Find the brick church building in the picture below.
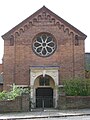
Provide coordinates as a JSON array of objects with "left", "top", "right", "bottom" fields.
[{"left": 2, "top": 6, "right": 87, "bottom": 108}]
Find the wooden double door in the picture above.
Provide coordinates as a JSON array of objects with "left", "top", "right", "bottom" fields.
[{"left": 36, "top": 87, "right": 53, "bottom": 108}]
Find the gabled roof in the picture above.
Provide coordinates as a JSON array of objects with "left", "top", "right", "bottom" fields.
[{"left": 2, "top": 6, "right": 87, "bottom": 40}]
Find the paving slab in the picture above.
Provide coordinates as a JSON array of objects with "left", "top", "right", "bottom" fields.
[{"left": 0, "top": 109, "right": 90, "bottom": 119}]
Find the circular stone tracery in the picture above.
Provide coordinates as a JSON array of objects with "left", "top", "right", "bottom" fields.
[{"left": 33, "top": 33, "right": 56, "bottom": 57}]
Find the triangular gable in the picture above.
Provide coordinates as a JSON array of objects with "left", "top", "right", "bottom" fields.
[{"left": 2, "top": 6, "right": 87, "bottom": 40}]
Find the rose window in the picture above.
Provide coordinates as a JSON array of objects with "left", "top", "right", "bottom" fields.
[{"left": 33, "top": 33, "right": 56, "bottom": 57}]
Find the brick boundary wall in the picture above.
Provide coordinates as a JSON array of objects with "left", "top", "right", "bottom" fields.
[
  {"left": 1, "top": 94, "right": 90, "bottom": 112},
  {"left": 0, "top": 94, "right": 30, "bottom": 113},
  {"left": 58, "top": 96, "right": 90, "bottom": 109}
]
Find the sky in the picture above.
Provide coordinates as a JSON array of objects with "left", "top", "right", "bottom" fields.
[{"left": 0, "top": 0, "right": 90, "bottom": 63}]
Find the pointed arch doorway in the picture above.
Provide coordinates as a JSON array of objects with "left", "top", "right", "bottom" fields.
[{"left": 34, "top": 75, "right": 55, "bottom": 108}]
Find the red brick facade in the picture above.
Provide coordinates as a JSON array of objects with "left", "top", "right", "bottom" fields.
[
  {"left": 0, "top": 64, "right": 2, "bottom": 73},
  {"left": 2, "top": 6, "right": 87, "bottom": 90}
]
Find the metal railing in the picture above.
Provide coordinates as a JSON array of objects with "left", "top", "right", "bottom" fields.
[{"left": 36, "top": 96, "right": 53, "bottom": 108}]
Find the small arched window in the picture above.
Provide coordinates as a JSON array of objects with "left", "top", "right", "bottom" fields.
[
  {"left": 39, "top": 76, "right": 50, "bottom": 86},
  {"left": 75, "top": 35, "right": 79, "bottom": 46},
  {"left": 10, "top": 36, "right": 14, "bottom": 46}
]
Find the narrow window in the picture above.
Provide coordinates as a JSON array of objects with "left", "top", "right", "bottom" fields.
[
  {"left": 39, "top": 77, "right": 44, "bottom": 86},
  {"left": 10, "top": 36, "right": 14, "bottom": 46},
  {"left": 75, "top": 35, "right": 79, "bottom": 46},
  {"left": 39, "top": 76, "right": 50, "bottom": 86}
]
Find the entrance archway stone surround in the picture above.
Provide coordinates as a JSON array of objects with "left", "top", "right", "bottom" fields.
[{"left": 30, "top": 66, "right": 59, "bottom": 108}]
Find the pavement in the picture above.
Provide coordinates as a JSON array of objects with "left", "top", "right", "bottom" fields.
[{"left": 0, "top": 109, "right": 90, "bottom": 119}]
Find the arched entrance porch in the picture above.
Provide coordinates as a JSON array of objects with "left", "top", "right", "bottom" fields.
[
  {"left": 35, "top": 75, "right": 54, "bottom": 108},
  {"left": 30, "top": 66, "right": 59, "bottom": 108}
]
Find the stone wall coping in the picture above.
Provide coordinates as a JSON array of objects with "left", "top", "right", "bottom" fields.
[{"left": 65, "top": 96, "right": 90, "bottom": 98}]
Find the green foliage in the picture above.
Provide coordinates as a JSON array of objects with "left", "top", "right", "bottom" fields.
[
  {"left": 63, "top": 79, "right": 90, "bottom": 96},
  {"left": 0, "top": 91, "right": 7, "bottom": 100},
  {"left": 0, "top": 84, "right": 30, "bottom": 100}
]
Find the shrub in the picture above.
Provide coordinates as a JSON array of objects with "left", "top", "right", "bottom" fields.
[
  {"left": 0, "top": 84, "right": 30, "bottom": 100},
  {"left": 0, "top": 91, "right": 7, "bottom": 100},
  {"left": 63, "top": 79, "right": 90, "bottom": 96}
]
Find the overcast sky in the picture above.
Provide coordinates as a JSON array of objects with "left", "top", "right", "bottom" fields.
[{"left": 0, "top": 0, "right": 90, "bottom": 63}]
